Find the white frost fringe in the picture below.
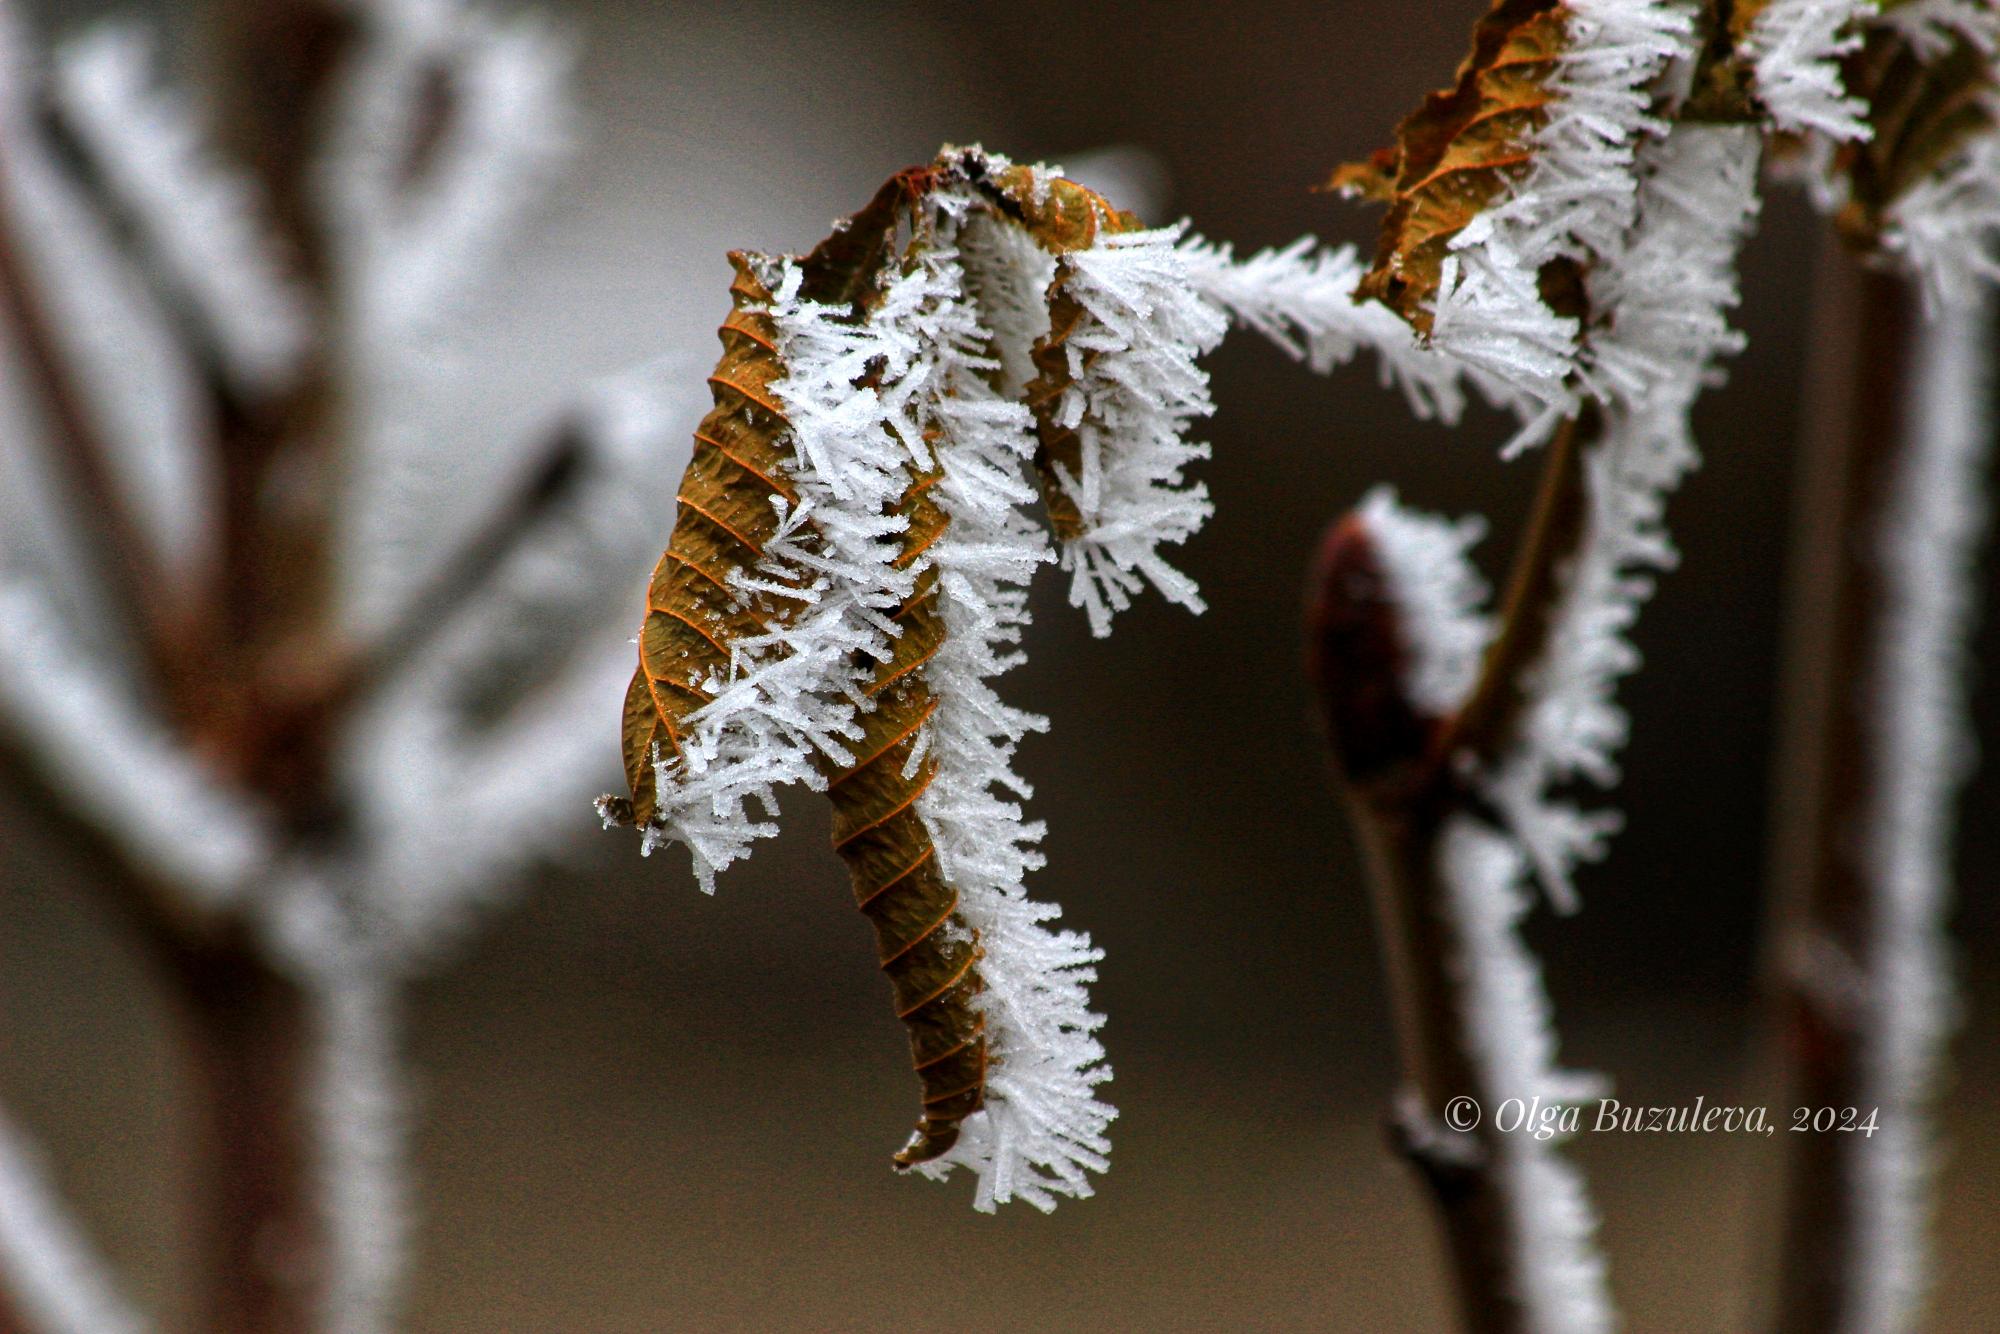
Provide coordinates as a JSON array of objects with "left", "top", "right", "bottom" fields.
[
  {"left": 1740, "top": 0, "right": 1876, "bottom": 141},
  {"left": 905, "top": 224, "right": 1111, "bottom": 1212},
  {"left": 1879, "top": 0, "right": 2000, "bottom": 59},
  {"left": 1848, "top": 288, "right": 1994, "bottom": 1334},
  {"left": 1491, "top": 126, "right": 1763, "bottom": 911},
  {"left": 310, "top": 976, "right": 408, "bottom": 1334},
  {"left": 1782, "top": 5, "right": 2000, "bottom": 312},
  {"left": 1181, "top": 237, "right": 1481, "bottom": 423},
  {"left": 1046, "top": 224, "right": 1227, "bottom": 636},
  {"left": 1883, "top": 101, "right": 2000, "bottom": 313},
  {"left": 0, "top": 1107, "right": 146, "bottom": 1334},
  {"left": 1357, "top": 487, "right": 1494, "bottom": 716},
  {"left": 1440, "top": 818, "right": 1611, "bottom": 1334}
]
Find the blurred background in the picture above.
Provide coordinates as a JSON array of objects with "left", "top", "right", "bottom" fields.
[{"left": 2, "top": 0, "right": 1997, "bottom": 1329}]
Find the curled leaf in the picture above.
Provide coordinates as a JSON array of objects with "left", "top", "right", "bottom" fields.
[
  {"left": 1330, "top": 0, "right": 1566, "bottom": 332},
  {"left": 608, "top": 148, "right": 1203, "bottom": 1202}
]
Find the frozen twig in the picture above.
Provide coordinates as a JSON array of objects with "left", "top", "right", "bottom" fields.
[
  {"left": 1768, "top": 250, "right": 1993, "bottom": 1334},
  {"left": 0, "top": 583, "right": 269, "bottom": 912},
  {"left": 50, "top": 25, "right": 310, "bottom": 395},
  {"left": 1847, "top": 278, "right": 1993, "bottom": 1334},
  {"left": 0, "top": 1103, "right": 148, "bottom": 1334},
  {"left": 0, "top": 124, "right": 190, "bottom": 694}
]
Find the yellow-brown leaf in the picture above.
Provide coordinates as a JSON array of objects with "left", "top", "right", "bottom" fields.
[
  {"left": 614, "top": 149, "right": 1145, "bottom": 1168},
  {"left": 1332, "top": 0, "right": 1567, "bottom": 332}
]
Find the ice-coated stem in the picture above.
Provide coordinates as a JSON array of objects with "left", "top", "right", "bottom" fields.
[
  {"left": 1765, "top": 236, "right": 1993, "bottom": 1334},
  {"left": 1311, "top": 418, "right": 1608, "bottom": 1334},
  {"left": 0, "top": 1102, "right": 147, "bottom": 1334}
]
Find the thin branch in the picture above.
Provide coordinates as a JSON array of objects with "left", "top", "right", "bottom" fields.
[
  {"left": 199, "top": 0, "right": 354, "bottom": 297},
  {"left": 1310, "top": 415, "right": 1605, "bottom": 1333},
  {"left": 42, "top": 29, "right": 311, "bottom": 399},
  {"left": 33, "top": 95, "right": 247, "bottom": 412},
  {"left": 1440, "top": 410, "right": 1590, "bottom": 765},
  {"left": 1763, "top": 231, "right": 1992, "bottom": 1333},
  {"left": 187, "top": 0, "right": 351, "bottom": 787},
  {"left": 1763, "top": 236, "right": 1913, "bottom": 1334},
  {"left": 0, "top": 135, "right": 189, "bottom": 706},
  {"left": 178, "top": 945, "right": 317, "bottom": 1334},
  {"left": 328, "top": 420, "right": 590, "bottom": 711},
  {"left": 0, "top": 1103, "right": 148, "bottom": 1334}
]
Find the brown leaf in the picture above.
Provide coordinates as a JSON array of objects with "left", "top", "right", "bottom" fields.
[
  {"left": 622, "top": 254, "right": 798, "bottom": 828},
  {"left": 614, "top": 149, "right": 1141, "bottom": 1167},
  {"left": 1333, "top": 0, "right": 1567, "bottom": 333}
]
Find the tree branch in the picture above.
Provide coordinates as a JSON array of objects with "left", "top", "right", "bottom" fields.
[
  {"left": 1761, "top": 234, "right": 1912, "bottom": 1334},
  {"left": 1762, "top": 227, "right": 1992, "bottom": 1334},
  {"left": 0, "top": 134, "right": 190, "bottom": 706},
  {"left": 178, "top": 945, "right": 316, "bottom": 1334},
  {"left": 327, "top": 419, "right": 590, "bottom": 713},
  {"left": 1439, "top": 410, "right": 1590, "bottom": 766},
  {"left": 1310, "top": 416, "right": 1602, "bottom": 1332},
  {"left": 0, "top": 1101, "right": 148, "bottom": 1334}
]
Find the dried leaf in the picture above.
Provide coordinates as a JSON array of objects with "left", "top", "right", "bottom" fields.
[
  {"left": 625, "top": 255, "right": 795, "bottom": 829},
  {"left": 613, "top": 151, "right": 1142, "bottom": 1168},
  {"left": 1330, "top": 0, "right": 1567, "bottom": 332}
]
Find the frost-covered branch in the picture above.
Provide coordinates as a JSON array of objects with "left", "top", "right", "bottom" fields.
[
  {"left": 1312, "top": 431, "right": 1613, "bottom": 1334},
  {"left": 1292, "top": 6, "right": 1771, "bottom": 1328},
  {"left": 305, "top": 968, "right": 407, "bottom": 1334},
  {"left": 50, "top": 25, "right": 310, "bottom": 395},
  {"left": 1844, "top": 280, "right": 1993, "bottom": 1334},
  {"left": 0, "top": 1104, "right": 147, "bottom": 1334},
  {"left": 0, "top": 0, "right": 651, "bottom": 1328},
  {"left": 1767, "top": 244, "right": 1995, "bottom": 1334},
  {"left": 0, "top": 118, "right": 193, "bottom": 691},
  {"left": 1181, "top": 237, "right": 1485, "bottom": 425},
  {"left": 0, "top": 584, "right": 269, "bottom": 912},
  {"left": 1488, "top": 125, "right": 1764, "bottom": 912}
]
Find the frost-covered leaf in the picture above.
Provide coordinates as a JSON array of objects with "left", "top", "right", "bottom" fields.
[
  {"left": 1327, "top": 0, "right": 1696, "bottom": 420},
  {"left": 604, "top": 148, "right": 1222, "bottom": 1209},
  {"left": 1329, "top": 2, "right": 1567, "bottom": 334}
]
